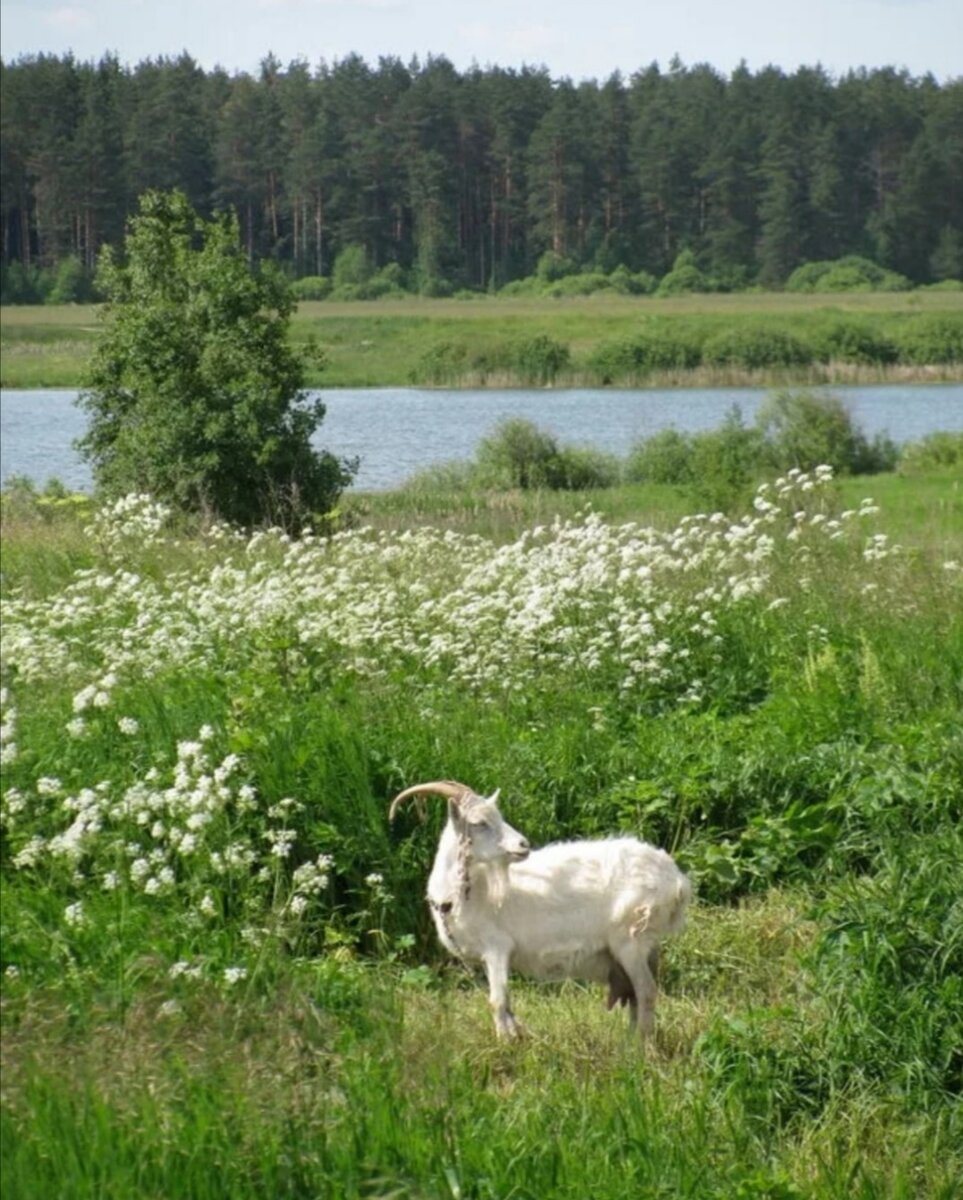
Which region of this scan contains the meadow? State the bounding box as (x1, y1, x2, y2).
(1, 453, 961, 1198)
(2, 289, 962, 389)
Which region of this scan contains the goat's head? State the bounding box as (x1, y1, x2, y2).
(389, 780, 531, 865)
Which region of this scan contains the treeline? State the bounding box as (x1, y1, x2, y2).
(2, 52, 962, 301)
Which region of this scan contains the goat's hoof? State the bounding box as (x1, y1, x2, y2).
(496, 1014, 525, 1040)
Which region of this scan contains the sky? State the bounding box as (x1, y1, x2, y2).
(1, 0, 960, 83)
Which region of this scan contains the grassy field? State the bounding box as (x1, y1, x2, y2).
(1, 468, 961, 1197)
(2, 289, 962, 388)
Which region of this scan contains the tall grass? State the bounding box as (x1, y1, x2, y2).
(2, 468, 961, 1196)
(3, 291, 961, 387)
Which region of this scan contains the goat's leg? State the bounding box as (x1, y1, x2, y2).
(606, 959, 636, 1011)
(611, 939, 659, 1038)
(483, 949, 521, 1039)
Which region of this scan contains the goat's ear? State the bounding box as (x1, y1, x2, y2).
(448, 797, 466, 829)
(488, 788, 501, 805)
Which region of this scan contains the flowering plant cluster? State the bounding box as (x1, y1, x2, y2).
(2, 467, 886, 709)
(3, 466, 951, 978)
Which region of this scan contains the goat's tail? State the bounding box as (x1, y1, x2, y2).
(627, 870, 693, 939)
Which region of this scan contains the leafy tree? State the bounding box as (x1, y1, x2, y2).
(78, 190, 355, 529)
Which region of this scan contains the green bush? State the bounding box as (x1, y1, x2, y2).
(624, 428, 695, 485)
(688, 407, 766, 510)
(917, 278, 963, 292)
(366, 262, 410, 299)
(291, 275, 332, 301)
(410, 339, 468, 384)
(810, 318, 898, 365)
(497, 276, 540, 297)
(550, 445, 621, 489)
(786, 255, 911, 293)
(79, 190, 355, 530)
(588, 329, 703, 382)
(471, 417, 614, 490)
(545, 272, 614, 297)
(898, 430, 963, 474)
(757, 391, 898, 474)
(512, 334, 570, 384)
(332, 243, 373, 290)
(47, 256, 94, 304)
(656, 250, 714, 297)
(784, 261, 831, 292)
(535, 250, 579, 282)
(702, 327, 813, 369)
(0, 261, 55, 304)
(474, 417, 562, 488)
(892, 314, 963, 364)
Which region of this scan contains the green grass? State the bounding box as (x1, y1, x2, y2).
(2, 469, 961, 1197)
(3, 893, 960, 1199)
(3, 290, 962, 388)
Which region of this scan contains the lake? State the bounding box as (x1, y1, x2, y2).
(2, 385, 962, 493)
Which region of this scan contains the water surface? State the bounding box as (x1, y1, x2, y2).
(2, 385, 961, 493)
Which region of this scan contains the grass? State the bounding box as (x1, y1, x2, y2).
(2, 290, 962, 388)
(1, 468, 962, 1197)
(4, 894, 960, 1199)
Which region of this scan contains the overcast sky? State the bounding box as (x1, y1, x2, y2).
(1, 0, 960, 82)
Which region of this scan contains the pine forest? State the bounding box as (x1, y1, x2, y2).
(1, 52, 962, 301)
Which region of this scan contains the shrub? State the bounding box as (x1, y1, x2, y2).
(497, 276, 540, 297)
(0, 261, 54, 304)
(545, 272, 614, 297)
(47, 256, 94, 304)
(550, 446, 621, 489)
(535, 250, 578, 283)
(787, 255, 910, 293)
(291, 275, 332, 301)
(410, 340, 468, 384)
(367, 262, 410, 299)
(810, 318, 898, 365)
(785, 261, 832, 292)
(688, 406, 766, 510)
(917, 278, 963, 293)
(512, 334, 570, 384)
(588, 329, 703, 382)
(756, 391, 898, 474)
(474, 417, 561, 488)
(656, 251, 713, 297)
(624, 429, 695, 485)
(702, 327, 813, 370)
(898, 430, 963, 474)
(892, 315, 963, 364)
(332, 243, 372, 290)
(79, 190, 355, 531)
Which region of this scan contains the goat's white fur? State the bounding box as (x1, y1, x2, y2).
(390, 780, 691, 1040)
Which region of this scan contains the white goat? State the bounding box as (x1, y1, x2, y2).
(389, 780, 691, 1040)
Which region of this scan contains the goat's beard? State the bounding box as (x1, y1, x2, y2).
(484, 859, 510, 908)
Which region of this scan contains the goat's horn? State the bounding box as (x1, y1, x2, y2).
(388, 780, 476, 822)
